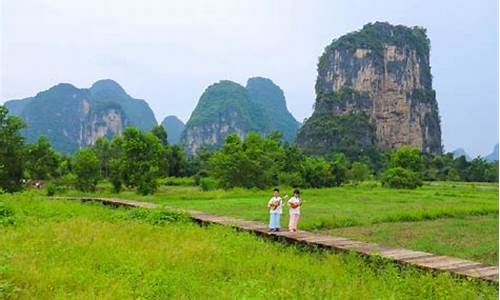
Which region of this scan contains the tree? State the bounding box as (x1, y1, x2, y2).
(331, 153, 349, 186)
(389, 146, 423, 173)
(168, 145, 187, 177)
(348, 162, 371, 184)
(303, 157, 333, 188)
(381, 167, 423, 189)
(120, 127, 164, 194)
(93, 138, 111, 178)
(24, 136, 60, 180)
(151, 125, 168, 145)
(73, 148, 100, 192)
(0, 106, 26, 192)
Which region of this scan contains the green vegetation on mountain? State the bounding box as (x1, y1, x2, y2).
(182, 78, 299, 154)
(160, 115, 185, 144)
(4, 80, 157, 154)
(246, 77, 300, 141)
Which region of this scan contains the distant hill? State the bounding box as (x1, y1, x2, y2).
(451, 148, 471, 161)
(246, 77, 300, 142)
(4, 79, 157, 153)
(181, 78, 299, 155)
(161, 115, 185, 144)
(484, 144, 499, 162)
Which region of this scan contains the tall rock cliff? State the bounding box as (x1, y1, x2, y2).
(296, 22, 442, 156)
(4, 79, 157, 153)
(181, 78, 299, 155)
(161, 115, 185, 144)
(182, 80, 266, 155)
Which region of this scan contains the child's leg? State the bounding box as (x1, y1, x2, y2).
(294, 214, 300, 231)
(275, 214, 281, 229)
(269, 213, 275, 229)
(290, 214, 299, 231)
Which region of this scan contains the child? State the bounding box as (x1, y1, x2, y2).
(287, 189, 303, 232)
(267, 188, 284, 232)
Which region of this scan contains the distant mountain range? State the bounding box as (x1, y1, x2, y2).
(4, 80, 157, 153)
(181, 77, 300, 155)
(3, 77, 300, 154)
(451, 144, 498, 162)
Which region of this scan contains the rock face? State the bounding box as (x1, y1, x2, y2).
(296, 22, 442, 156)
(181, 78, 299, 155)
(4, 79, 157, 153)
(161, 115, 185, 144)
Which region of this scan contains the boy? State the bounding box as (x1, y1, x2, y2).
(267, 188, 283, 232)
(287, 189, 303, 232)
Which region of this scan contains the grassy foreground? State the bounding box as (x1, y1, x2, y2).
(0, 193, 497, 299)
(61, 181, 499, 265)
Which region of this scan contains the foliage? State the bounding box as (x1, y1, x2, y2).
(303, 157, 333, 188)
(0, 106, 26, 192)
(331, 153, 349, 186)
(0, 201, 15, 226)
(348, 162, 372, 184)
(151, 125, 168, 145)
(381, 167, 423, 189)
(199, 177, 219, 191)
(24, 136, 60, 180)
(389, 146, 424, 173)
(73, 148, 100, 192)
(46, 183, 57, 196)
(160, 177, 195, 186)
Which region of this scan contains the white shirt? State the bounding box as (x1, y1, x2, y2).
(288, 196, 302, 215)
(268, 196, 282, 214)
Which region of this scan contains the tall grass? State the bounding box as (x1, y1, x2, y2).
(0, 194, 497, 299)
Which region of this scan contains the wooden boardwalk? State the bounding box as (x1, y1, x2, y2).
(53, 196, 499, 283)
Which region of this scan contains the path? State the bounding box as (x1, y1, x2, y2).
(52, 196, 499, 283)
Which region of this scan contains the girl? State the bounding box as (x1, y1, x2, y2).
(267, 188, 283, 232)
(287, 189, 303, 232)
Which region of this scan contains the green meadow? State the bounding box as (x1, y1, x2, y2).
(60, 180, 499, 265)
(0, 193, 497, 299)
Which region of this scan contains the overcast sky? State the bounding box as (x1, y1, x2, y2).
(1, 0, 498, 156)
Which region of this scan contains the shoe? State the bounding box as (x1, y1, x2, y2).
(275, 228, 280, 232)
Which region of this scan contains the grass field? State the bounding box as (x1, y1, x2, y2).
(0, 194, 497, 299)
(60, 181, 499, 265)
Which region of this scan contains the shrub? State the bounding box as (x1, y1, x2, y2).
(278, 172, 304, 187)
(0, 202, 15, 226)
(348, 162, 372, 184)
(46, 183, 57, 196)
(137, 176, 158, 195)
(73, 149, 100, 192)
(160, 177, 195, 186)
(126, 208, 189, 225)
(200, 177, 218, 191)
(53, 173, 77, 191)
(380, 167, 423, 189)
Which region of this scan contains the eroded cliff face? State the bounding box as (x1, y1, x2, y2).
(81, 103, 128, 147)
(296, 22, 442, 155)
(5, 80, 149, 153)
(183, 110, 246, 155)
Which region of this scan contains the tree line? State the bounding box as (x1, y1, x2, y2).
(0, 105, 497, 194)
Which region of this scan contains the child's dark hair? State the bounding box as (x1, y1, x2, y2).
(273, 188, 280, 192)
(293, 189, 300, 195)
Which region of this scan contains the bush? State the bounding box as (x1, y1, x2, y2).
(46, 183, 57, 196)
(137, 176, 158, 195)
(278, 172, 304, 187)
(199, 177, 218, 191)
(348, 162, 371, 184)
(0, 202, 15, 226)
(53, 173, 77, 191)
(160, 177, 195, 186)
(380, 167, 423, 189)
(73, 149, 100, 192)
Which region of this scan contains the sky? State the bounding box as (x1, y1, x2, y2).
(1, 0, 498, 157)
